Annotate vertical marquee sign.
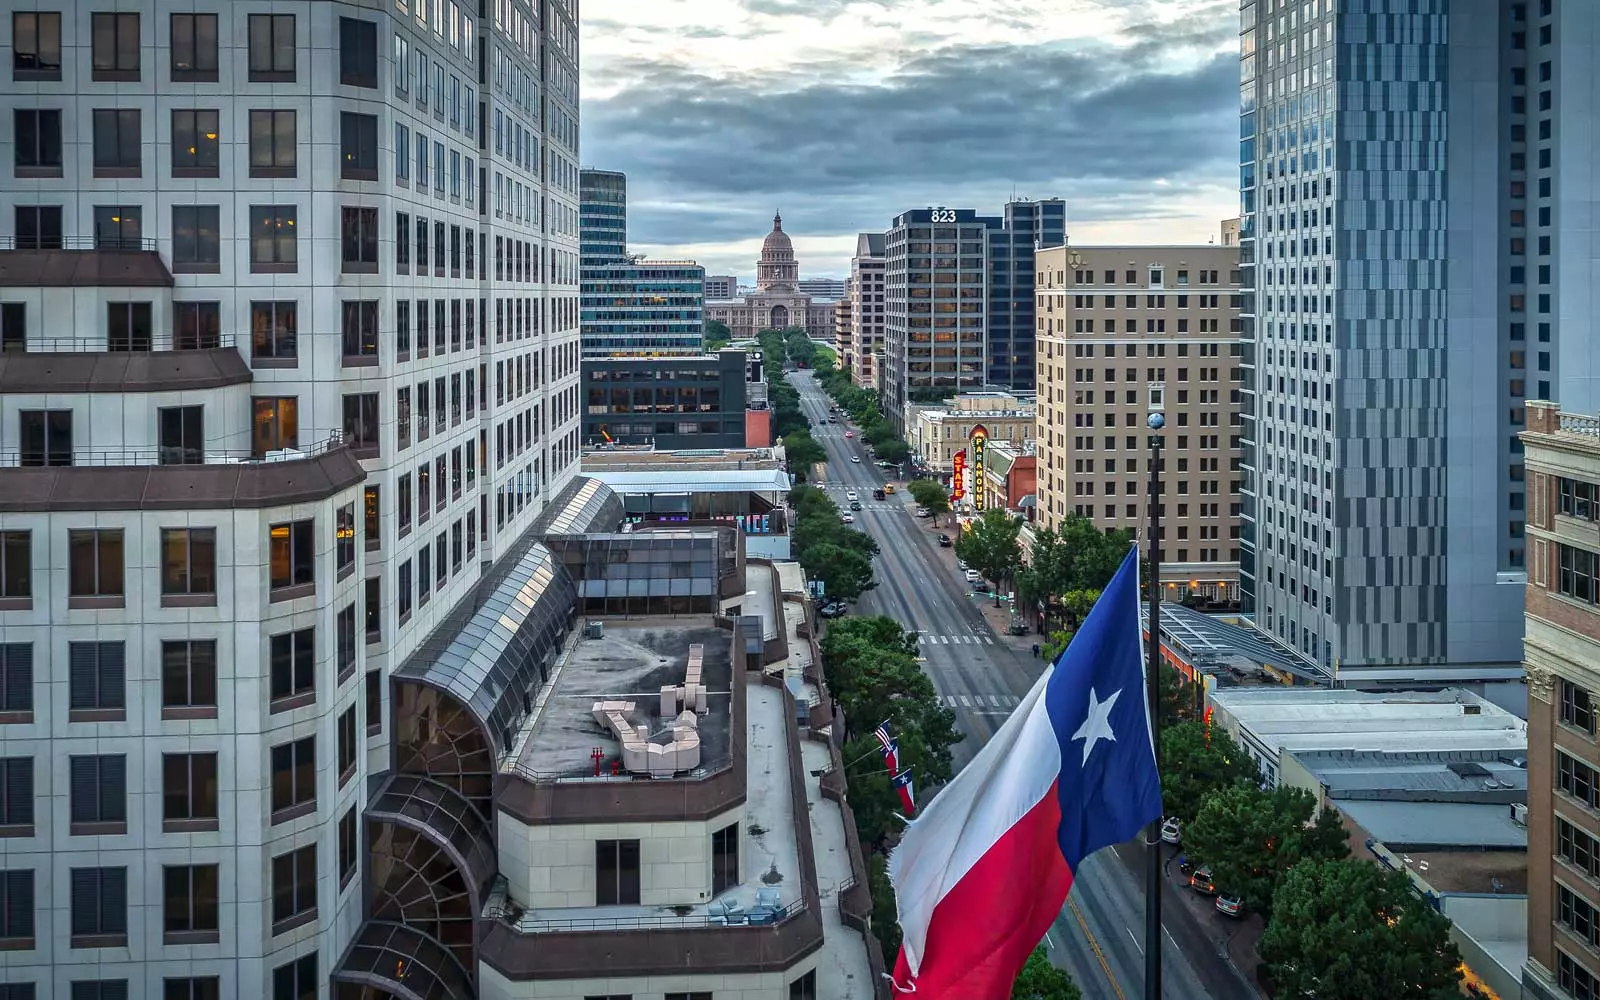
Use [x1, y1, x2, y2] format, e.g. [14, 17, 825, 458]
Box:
[970, 424, 989, 511]
[951, 450, 967, 503]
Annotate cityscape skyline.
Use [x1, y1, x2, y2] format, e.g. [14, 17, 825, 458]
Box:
[579, 0, 1241, 277]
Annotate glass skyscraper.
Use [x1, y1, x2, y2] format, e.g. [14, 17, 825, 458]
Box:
[985, 199, 1065, 390]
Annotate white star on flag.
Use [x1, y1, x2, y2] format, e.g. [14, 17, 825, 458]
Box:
[1071, 687, 1121, 766]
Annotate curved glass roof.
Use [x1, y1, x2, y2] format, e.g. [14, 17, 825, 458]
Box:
[333, 921, 474, 1000]
[396, 539, 578, 756]
[532, 475, 624, 537]
[368, 774, 498, 907]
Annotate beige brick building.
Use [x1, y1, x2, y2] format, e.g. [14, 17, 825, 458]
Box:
[907, 391, 1036, 476]
[834, 276, 855, 368]
[1033, 237, 1244, 599]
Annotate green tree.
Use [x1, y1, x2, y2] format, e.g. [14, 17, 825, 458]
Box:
[798, 543, 873, 601]
[869, 853, 902, 961]
[955, 509, 1022, 605]
[704, 319, 732, 352]
[1040, 628, 1072, 663]
[1260, 859, 1463, 1000]
[874, 437, 912, 464]
[1012, 947, 1083, 1000]
[1157, 661, 1199, 729]
[1184, 783, 1350, 917]
[820, 615, 918, 669]
[1156, 721, 1260, 824]
[782, 429, 826, 472]
[907, 479, 952, 525]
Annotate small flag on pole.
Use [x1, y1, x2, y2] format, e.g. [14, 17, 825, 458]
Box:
[892, 768, 917, 815]
[874, 722, 900, 773]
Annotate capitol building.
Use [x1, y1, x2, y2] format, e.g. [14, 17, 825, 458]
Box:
[705, 213, 838, 341]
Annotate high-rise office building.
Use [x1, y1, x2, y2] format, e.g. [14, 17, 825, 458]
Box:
[849, 232, 886, 389]
[0, 0, 584, 995]
[703, 274, 738, 300]
[1236, 0, 1582, 684]
[578, 168, 627, 262]
[1033, 239, 1245, 601]
[882, 209, 989, 428]
[835, 275, 855, 366]
[986, 199, 1065, 390]
[797, 277, 845, 301]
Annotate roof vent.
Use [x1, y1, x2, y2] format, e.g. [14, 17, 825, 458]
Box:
[1448, 761, 1491, 779]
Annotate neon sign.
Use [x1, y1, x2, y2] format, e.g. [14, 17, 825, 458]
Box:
[970, 425, 989, 511]
[951, 449, 967, 502]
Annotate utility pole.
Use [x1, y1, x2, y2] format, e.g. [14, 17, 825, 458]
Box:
[1143, 410, 1165, 1000]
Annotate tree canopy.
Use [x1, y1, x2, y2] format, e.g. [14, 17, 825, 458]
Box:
[1016, 516, 1134, 617]
[955, 509, 1023, 603]
[1183, 782, 1350, 917]
[1011, 948, 1084, 1000]
[790, 484, 878, 598]
[704, 319, 732, 352]
[1156, 720, 1260, 823]
[907, 479, 952, 523]
[781, 429, 826, 475]
[1259, 859, 1463, 1000]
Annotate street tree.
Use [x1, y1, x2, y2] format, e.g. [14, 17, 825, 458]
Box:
[955, 509, 1022, 605]
[874, 437, 912, 465]
[869, 853, 902, 961]
[782, 430, 826, 474]
[704, 319, 732, 351]
[797, 543, 873, 601]
[907, 479, 952, 524]
[1012, 947, 1084, 1000]
[1260, 859, 1463, 1000]
[1183, 783, 1351, 917]
[1156, 721, 1260, 823]
[820, 616, 918, 667]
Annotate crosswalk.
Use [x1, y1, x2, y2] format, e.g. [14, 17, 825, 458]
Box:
[940, 693, 1021, 709]
[846, 503, 904, 512]
[915, 633, 995, 645]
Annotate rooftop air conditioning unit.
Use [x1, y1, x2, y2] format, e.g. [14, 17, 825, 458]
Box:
[585, 621, 605, 640]
[1511, 803, 1529, 826]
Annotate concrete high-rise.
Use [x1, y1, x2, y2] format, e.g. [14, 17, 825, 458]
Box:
[1236, 0, 1595, 685]
[849, 232, 886, 389]
[987, 199, 1065, 390]
[0, 0, 583, 996]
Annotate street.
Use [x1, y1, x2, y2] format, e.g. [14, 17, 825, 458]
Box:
[792, 372, 1255, 1000]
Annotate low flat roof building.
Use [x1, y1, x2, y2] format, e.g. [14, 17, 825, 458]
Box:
[580, 457, 794, 560]
[582, 349, 760, 450]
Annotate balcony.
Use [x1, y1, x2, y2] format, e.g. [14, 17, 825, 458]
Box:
[0, 236, 173, 288]
[0, 432, 366, 512]
[0, 334, 249, 394]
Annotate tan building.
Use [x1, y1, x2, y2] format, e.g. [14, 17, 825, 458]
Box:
[849, 233, 886, 388]
[704, 213, 837, 340]
[908, 390, 1036, 477]
[1520, 400, 1600, 1000]
[835, 275, 855, 370]
[1033, 236, 1244, 597]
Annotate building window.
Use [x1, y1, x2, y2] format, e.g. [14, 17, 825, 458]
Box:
[338, 805, 359, 886]
[91, 109, 141, 175]
[712, 823, 739, 896]
[12, 109, 62, 176]
[0, 302, 22, 352]
[90, 12, 140, 81]
[341, 205, 381, 271]
[1559, 750, 1600, 811]
[272, 954, 317, 1000]
[248, 110, 296, 178]
[162, 753, 218, 832]
[14, 205, 62, 250]
[268, 520, 315, 595]
[106, 302, 153, 350]
[250, 206, 298, 272]
[163, 865, 219, 944]
[251, 302, 298, 363]
[169, 13, 217, 81]
[271, 845, 318, 933]
[1564, 680, 1597, 736]
[170, 205, 220, 272]
[789, 971, 818, 1000]
[163, 980, 219, 1000]
[1559, 817, 1600, 882]
[340, 114, 379, 181]
[70, 867, 127, 947]
[0, 645, 31, 718]
[158, 406, 205, 466]
[71, 985, 125, 1000]
[170, 110, 219, 177]
[18, 410, 71, 467]
[1558, 951, 1600, 1000]
[337, 705, 357, 783]
[269, 737, 316, 820]
[269, 627, 315, 710]
[0, 759, 34, 833]
[397, 560, 412, 621]
[338, 17, 378, 89]
[365, 669, 383, 734]
[0, 870, 32, 947]
[160, 528, 216, 601]
[595, 840, 641, 905]
[341, 300, 379, 361]
[364, 486, 381, 551]
[248, 14, 295, 82]
[364, 575, 381, 642]
[0, 531, 27, 605]
[69, 755, 126, 834]
[336, 505, 357, 579]
[160, 641, 217, 719]
[12, 12, 62, 81]
[67, 642, 125, 722]
[68, 529, 124, 603]
[252, 397, 299, 456]
[1559, 544, 1600, 605]
[173, 302, 221, 349]
[93, 205, 142, 252]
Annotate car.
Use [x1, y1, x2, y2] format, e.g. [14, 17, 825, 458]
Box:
[1215, 894, 1243, 918]
[851, 456, 861, 463]
[938, 534, 952, 547]
[1177, 855, 1195, 878]
[840, 513, 855, 524]
[818, 601, 848, 619]
[957, 559, 968, 571]
[872, 489, 886, 500]
[825, 417, 834, 423]
[964, 569, 982, 583]
[916, 506, 934, 518]
[849, 500, 862, 511]
[883, 484, 896, 495]
[1161, 817, 1182, 845]
[1189, 867, 1216, 895]
[845, 490, 859, 502]
[844, 431, 855, 439]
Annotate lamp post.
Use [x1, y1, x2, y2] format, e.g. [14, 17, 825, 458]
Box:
[1144, 409, 1165, 1000]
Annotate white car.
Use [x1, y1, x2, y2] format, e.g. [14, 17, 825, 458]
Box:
[841, 513, 855, 524]
[850, 456, 861, 463]
[963, 569, 981, 583]
[845, 491, 859, 502]
[1161, 817, 1182, 845]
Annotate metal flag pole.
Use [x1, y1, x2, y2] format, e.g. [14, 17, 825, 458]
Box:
[1144, 410, 1165, 1000]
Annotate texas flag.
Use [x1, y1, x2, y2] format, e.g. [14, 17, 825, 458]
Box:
[888, 547, 1162, 997]
[891, 768, 917, 816]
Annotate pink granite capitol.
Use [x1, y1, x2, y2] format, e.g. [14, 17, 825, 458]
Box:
[704, 212, 838, 341]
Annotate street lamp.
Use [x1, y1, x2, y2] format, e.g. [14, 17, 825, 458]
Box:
[1143, 409, 1165, 1000]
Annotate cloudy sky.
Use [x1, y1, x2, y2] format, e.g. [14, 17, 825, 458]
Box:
[579, 0, 1240, 280]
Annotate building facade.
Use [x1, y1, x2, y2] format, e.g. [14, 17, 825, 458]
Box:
[577, 168, 626, 263]
[796, 277, 845, 301]
[703, 274, 738, 301]
[882, 208, 990, 428]
[834, 276, 854, 368]
[0, 0, 587, 996]
[579, 258, 706, 358]
[582, 349, 754, 450]
[986, 199, 1065, 391]
[907, 391, 1036, 476]
[1034, 241, 1244, 593]
[1236, 0, 1582, 684]
[703, 213, 835, 341]
[1520, 401, 1600, 1000]
[849, 232, 886, 390]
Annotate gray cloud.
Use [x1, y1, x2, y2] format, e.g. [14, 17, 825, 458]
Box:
[582, 8, 1238, 273]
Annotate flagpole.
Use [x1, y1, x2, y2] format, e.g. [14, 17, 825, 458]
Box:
[1144, 410, 1165, 1000]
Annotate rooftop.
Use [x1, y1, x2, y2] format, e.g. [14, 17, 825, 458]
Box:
[511, 619, 733, 780]
[1295, 750, 1528, 802]
[585, 468, 792, 496]
[581, 447, 785, 474]
[1340, 800, 1527, 853]
[1210, 687, 1528, 757]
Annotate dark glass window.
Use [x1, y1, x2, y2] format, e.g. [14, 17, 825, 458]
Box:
[90, 12, 140, 81]
[250, 206, 298, 270]
[0, 645, 32, 714]
[269, 628, 315, 707]
[269, 737, 316, 817]
[160, 641, 217, 714]
[595, 840, 641, 905]
[91, 109, 141, 173]
[268, 520, 315, 591]
[161, 753, 218, 828]
[93, 206, 141, 251]
[68, 530, 123, 598]
[364, 486, 381, 550]
[341, 300, 379, 359]
[171, 205, 220, 271]
[248, 14, 295, 81]
[162, 864, 219, 940]
[164, 980, 219, 1000]
[158, 406, 205, 465]
[338, 17, 378, 89]
[251, 302, 298, 361]
[173, 302, 221, 349]
[252, 397, 299, 456]
[170, 110, 219, 176]
[159, 528, 216, 596]
[67, 642, 125, 715]
[340, 114, 379, 180]
[69, 755, 126, 828]
[712, 823, 739, 896]
[272, 954, 317, 1000]
[70, 867, 127, 940]
[365, 669, 383, 734]
[248, 109, 296, 177]
[12, 12, 62, 80]
[270, 845, 317, 929]
[169, 13, 218, 81]
[341, 207, 380, 271]
[336, 704, 357, 779]
[13, 110, 63, 174]
[338, 805, 359, 885]
[19, 410, 71, 467]
[0, 869, 33, 943]
[0, 531, 29, 600]
[343, 394, 380, 456]
[107, 302, 152, 349]
[14, 205, 62, 250]
[0, 759, 34, 829]
[0, 303, 23, 352]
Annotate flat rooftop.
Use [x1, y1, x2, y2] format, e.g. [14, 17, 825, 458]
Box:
[1212, 687, 1528, 757]
[513, 619, 733, 779]
[1296, 750, 1528, 801]
[586, 468, 792, 495]
[1341, 800, 1528, 852]
[581, 447, 785, 473]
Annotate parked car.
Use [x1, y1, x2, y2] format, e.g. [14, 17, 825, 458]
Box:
[964, 569, 982, 584]
[819, 601, 848, 619]
[1189, 867, 1216, 895]
[872, 489, 886, 500]
[1177, 855, 1195, 878]
[938, 534, 952, 547]
[1161, 817, 1182, 845]
[1215, 894, 1243, 918]
[916, 506, 933, 518]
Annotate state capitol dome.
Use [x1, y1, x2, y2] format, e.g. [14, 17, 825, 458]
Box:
[761, 212, 794, 255]
[756, 211, 799, 292]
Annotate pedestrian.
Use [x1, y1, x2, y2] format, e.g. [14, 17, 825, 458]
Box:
[1031, 643, 1040, 659]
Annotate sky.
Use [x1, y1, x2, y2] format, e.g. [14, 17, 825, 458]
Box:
[579, 0, 1241, 280]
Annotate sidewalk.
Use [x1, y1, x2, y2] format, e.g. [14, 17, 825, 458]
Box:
[1163, 851, 1268, 997]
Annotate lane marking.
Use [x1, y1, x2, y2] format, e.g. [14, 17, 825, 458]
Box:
[958, 695, 971, 707]
[1068, 897, 1126, 1000]
[1127, 927, 1143, 955]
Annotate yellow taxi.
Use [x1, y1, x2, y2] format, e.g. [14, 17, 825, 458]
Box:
[883, 484, 896, 495]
